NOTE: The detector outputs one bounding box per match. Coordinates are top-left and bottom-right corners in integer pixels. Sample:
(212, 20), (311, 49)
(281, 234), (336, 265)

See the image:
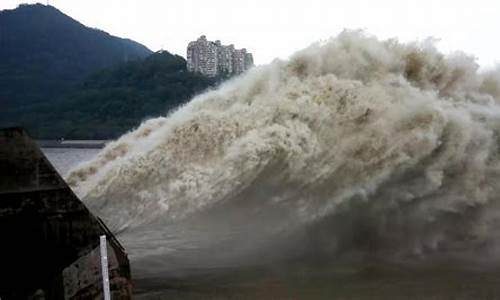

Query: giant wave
(67, 31), (500, 268)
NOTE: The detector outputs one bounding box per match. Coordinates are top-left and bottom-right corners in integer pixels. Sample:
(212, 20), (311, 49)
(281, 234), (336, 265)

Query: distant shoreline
(37, 140), (107, 149)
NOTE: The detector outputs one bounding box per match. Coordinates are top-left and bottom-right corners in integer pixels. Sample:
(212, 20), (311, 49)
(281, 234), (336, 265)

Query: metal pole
(100, 235), (111, 300)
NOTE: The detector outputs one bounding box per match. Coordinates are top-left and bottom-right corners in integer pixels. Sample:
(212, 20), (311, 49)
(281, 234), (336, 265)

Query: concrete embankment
(0, 127), (131, 299)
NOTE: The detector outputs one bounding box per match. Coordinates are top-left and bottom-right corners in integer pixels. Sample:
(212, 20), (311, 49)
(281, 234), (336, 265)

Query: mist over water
(67, 31), (500, 272)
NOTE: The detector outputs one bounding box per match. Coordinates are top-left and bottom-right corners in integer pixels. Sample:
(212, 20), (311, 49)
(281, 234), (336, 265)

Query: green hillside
(0, 4), (224, 139)
(0, 4), (152, 110)
(10, 51), (223, 139)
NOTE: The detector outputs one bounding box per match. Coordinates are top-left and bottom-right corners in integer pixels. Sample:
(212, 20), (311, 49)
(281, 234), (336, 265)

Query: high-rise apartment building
(187, 35), (218, 77)
(187, 36), (254, 77)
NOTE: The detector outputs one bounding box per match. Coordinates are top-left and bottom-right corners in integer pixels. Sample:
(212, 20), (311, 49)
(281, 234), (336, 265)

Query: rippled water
(42, 147), (100, 175)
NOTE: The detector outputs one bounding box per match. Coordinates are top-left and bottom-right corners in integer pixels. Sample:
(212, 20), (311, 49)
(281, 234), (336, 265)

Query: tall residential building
(245, 53), (254, 70)
(232, 48), (247, 75)
(187, 35), (254, 77)
(187, 35), (218, 77)
(217, 42), (234, 75)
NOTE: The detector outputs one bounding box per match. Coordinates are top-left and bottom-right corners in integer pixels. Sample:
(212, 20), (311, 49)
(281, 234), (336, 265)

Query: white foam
(67, 30), (500, 258)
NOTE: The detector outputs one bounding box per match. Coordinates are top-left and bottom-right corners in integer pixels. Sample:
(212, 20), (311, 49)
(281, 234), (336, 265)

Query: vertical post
(100, 235), (111, 300)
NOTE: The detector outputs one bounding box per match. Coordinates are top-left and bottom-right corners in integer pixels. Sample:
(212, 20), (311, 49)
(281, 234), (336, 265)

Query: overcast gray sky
(2, 0), (500, 67)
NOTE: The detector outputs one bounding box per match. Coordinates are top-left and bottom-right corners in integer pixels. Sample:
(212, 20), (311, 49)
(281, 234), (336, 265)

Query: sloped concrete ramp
(0, 127), (132, 299)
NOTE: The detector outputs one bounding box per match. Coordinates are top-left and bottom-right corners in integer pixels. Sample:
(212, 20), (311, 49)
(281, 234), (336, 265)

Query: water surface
(43, 148), (500, 299)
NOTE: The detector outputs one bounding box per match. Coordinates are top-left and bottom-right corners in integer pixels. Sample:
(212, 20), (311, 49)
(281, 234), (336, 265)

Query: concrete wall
(0, 127), (132, 299)
(63, 242), (131, 299)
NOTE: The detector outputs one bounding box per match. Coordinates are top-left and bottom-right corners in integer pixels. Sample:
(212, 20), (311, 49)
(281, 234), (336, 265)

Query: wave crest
(67, 31), (500, 258)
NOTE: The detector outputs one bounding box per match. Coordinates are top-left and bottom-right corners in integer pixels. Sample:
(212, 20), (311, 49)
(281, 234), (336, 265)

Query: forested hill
(0, 4), (152, 108)
(4, 51), (223, 139)
(0, 4), (224, 139)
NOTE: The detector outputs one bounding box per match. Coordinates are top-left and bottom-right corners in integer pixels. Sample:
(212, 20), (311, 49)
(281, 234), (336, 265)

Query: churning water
(63, 31), (500, 299)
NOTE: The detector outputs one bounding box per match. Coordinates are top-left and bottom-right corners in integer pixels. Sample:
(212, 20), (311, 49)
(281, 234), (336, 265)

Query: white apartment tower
(187, 36), (254, 77)
(186, 35), (218, 77)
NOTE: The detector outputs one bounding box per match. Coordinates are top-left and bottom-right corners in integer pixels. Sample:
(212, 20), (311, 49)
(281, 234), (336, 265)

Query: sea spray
(67, 31), (500, 260)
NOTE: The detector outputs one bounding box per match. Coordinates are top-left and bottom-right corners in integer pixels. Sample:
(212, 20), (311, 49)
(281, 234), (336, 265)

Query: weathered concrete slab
(0, 127), (132, 299)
